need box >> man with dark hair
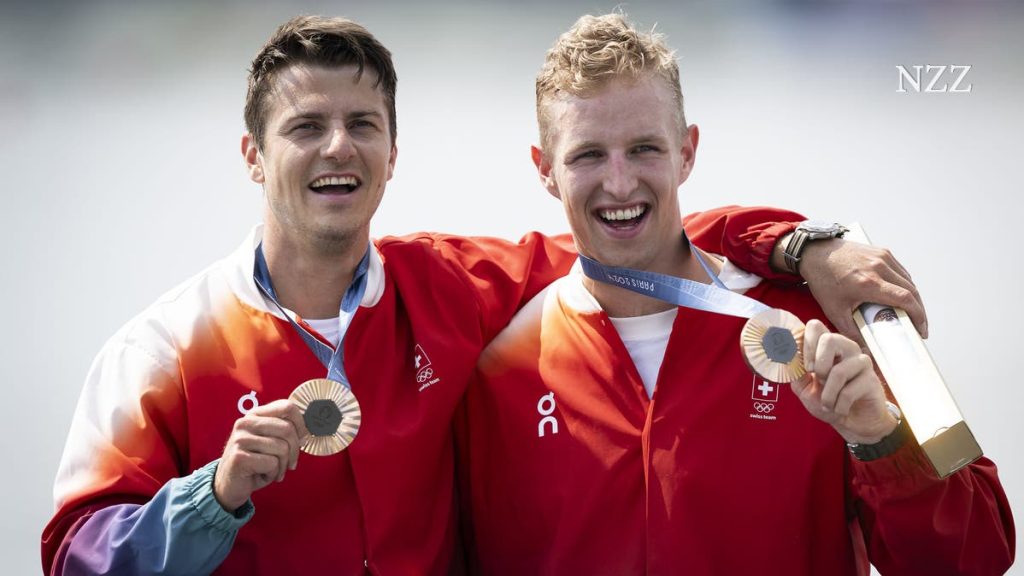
[43,15,929,575]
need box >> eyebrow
[281,109,385,126]
[563,140,601,159]
[284,111,328,124]
[629,133,668,145]
[563,133,667,157]
[348,110,385,121]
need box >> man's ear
[242,133,265,184]
[386,143,398,181]
[678,124,699,185]
[531,145,560,200]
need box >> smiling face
[243,63,396,254]
[535,75,697,272]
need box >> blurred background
[2,0,1021,573]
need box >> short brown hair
[536,13,685,150]
[244,16,398,149]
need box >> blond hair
[536,13,686,150]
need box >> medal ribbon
[253,242,370,390]
[577,241,770,320]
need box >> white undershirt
[601,257,762,399]
[305,317,341,347]
[608,308,678,399]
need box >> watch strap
[782,230,811,275]
[781,222,848,275]
[847,405,911,461]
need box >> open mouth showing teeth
[598,204,648,228]
[309,175,360,194]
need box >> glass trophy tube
[846,223,981,477]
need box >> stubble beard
[309,225,361,254]
[265,203,364,261]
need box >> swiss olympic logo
[414,344,442,392]
[750,376,781,421]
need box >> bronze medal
[289,378,361,456]
[740,308,806,383]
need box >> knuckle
[273,437,290,454]
[826,365,849,384]
[821,333,840,348]
[842,362,860,381]
[850,274,873,290]
[889,285,911,301]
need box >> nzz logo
[897,64,972,93]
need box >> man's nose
[322,127,356,162]
[602,153,637,200]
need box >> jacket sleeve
[387,232,578,344]
[850,442,1015,575]
[683,205,804,281]
[47,462,251,575]
[399,205,806,343]
[42,331,250,574]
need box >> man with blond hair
[456,13,1014,575]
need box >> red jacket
[44,207,801,575]
[456,272,1014,575]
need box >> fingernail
[820,404,831,412]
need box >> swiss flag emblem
[751,377,780,402]
[414,344,432,371]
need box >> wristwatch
[847,402,910,461]
[782,220,849,275]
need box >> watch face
[799,220,839,234]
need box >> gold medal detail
[288,378,361,456]
[741,308,807,383]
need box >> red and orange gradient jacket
[44,207,839,575]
